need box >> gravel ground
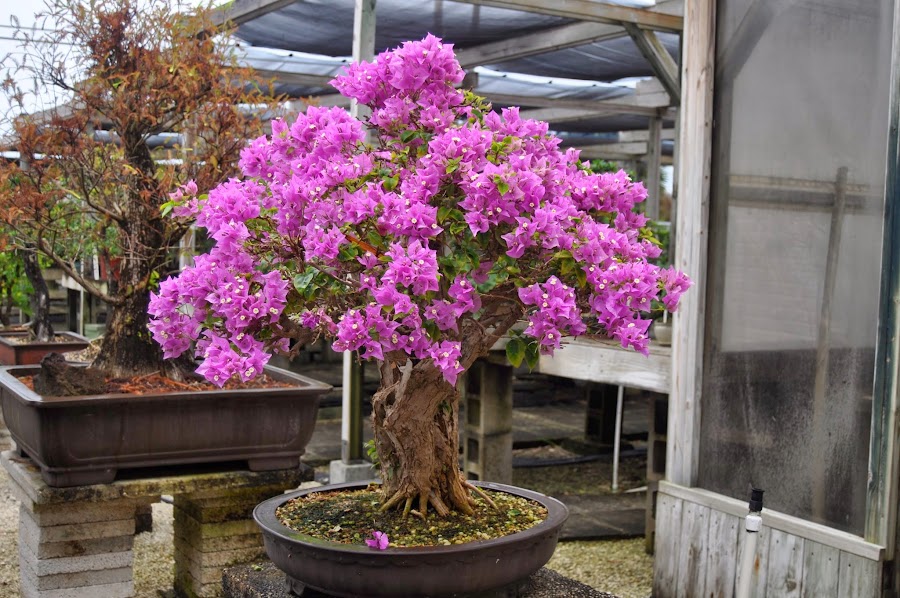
[0,424,652,598]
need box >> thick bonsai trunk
[92,285,162,377]
[372,360,475,518]
[23,247,54,341]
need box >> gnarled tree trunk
[370,299,524,518]
[372,360,474,518]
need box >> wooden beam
[455,21,627,68]
[667,0,715,487]
[210,0,298,28]
[623,23,681,103]
[620,128,676,142]
[575,141,649,156]
[449,0,683,32]
[518,107,619,123]
[253,69,335,88]
[486,92,669,117]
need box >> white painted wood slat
[837,552,880,597]
[704,510,739,598]
[765,529,804,597]
[800,541,839,598]
[653,493,683,598]
[676,501,710,598]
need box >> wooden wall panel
[676,501,710,598]
[766,529,804,597]
[800,541,839,598]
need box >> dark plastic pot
[254,481,568,598]
[0,331,90,366]
[0,364,330,487]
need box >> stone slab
[175,565,222,598]
[173,496,270,525]
[22,530,133,560]
[221,562,617,598]
[18,497,140,527]
[328,459,375,484]
[19,554,131,591]
[2,451,313,506]
[20,580,134,598]
[174,536,267,568]
[175,527,264,553]
[20,539,132,576]
[173,507,260,540]
[19,507,135,544]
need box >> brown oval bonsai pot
[253,481,568,598]
[0,331,90,366]
[0,364,331,487]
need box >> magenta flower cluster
[148,34,690,387]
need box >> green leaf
[160,201,175,218]
[437,206,453,222]
[400,129,418,143]
[292,269,317,293]
[445,158,460,174]
[383,175,399,191]
[366,230,384,250]
[505,337,526,368]
[496,179,510,195]
[524,342,540,370]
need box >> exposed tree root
[379,490,406,513]
[465,481,500,511]
[409,509,426,521]
[402,496,414,520]
[429,491,450,517]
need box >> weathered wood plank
[675,501,709,598]
[837,551,881,598]
[449,0,684,32]
[667,0,715,487]
[800,541,839,598]
[538,338,670,393]
[766,529,804,597]
[704,510,739,598]
[734,518,770,598]
[653,493,683,598]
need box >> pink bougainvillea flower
[365,530,390,550]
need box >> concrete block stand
[2,451,312,598]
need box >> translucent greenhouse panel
[698,0,894,534]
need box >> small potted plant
[150,35,691,597]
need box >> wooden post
[666,0,716,487]
[646,116,663,220]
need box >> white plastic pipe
[735,512,762,598]
[611,385,625,492]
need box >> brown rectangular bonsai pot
[0,364,331,487]
[0,331,90,366]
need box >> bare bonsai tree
[0,0,276,377]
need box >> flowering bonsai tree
[150,36,691,518]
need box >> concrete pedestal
[462,359,514,483]
[327,459,375,484]
[2,451,312,598]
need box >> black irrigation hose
[512,447,646,469]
